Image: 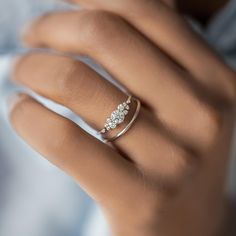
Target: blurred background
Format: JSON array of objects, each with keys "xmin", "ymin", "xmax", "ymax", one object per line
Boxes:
[{"xmin": 0, "ymin": 0, "xmax": 235, "ymax": 236}]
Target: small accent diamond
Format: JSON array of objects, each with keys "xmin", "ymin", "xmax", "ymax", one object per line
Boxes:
[{"xmin": 118, "ymin": 104, "xmax": 124, "ymax": 111}]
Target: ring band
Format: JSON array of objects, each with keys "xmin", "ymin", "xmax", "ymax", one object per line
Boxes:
[{"xmin": 99, "ymin": 96, "xmax": 141, "ymax": 142}]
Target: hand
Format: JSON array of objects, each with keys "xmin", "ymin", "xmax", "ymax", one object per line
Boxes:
[{"xmin": 10, "ymin": 1, "xmax": 236, "ymax": 236}]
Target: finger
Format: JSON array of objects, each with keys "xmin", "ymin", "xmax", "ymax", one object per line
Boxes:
[
  {"xmin": 9, "ymin": 93, "xmax": 142, "ymax": 205},
  {"xmin": 66, "ymin": 0, "xmax": 236, "ymax": 101},
  {"xmin": 23, "ymin": 10, "xmax": 188, "ymax": 108},
  {"xmin": 22, "ymin": 12, "xmax": 223, "ymax": 148},
  {"xmin": 13, "ymin": 53, "xmax": 197, "ymax": 186},
  {"xmin": 13, "ymin": 53, "xmax": 127, "ymax": 129}
]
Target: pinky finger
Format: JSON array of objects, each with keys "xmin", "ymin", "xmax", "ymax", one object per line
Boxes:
[{"xmin": 9, "ymin": 93, "xmax": 140, "ymax": 205}]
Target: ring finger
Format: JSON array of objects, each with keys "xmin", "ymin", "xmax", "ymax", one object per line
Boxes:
[{"xmin": 13, "ymin": 52, "xmax": 195, "ymax": 185}]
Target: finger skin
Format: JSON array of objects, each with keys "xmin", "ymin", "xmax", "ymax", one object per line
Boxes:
[
  {"xmin": 16, "ymin": 2, "xmax": 236, "ymax": 235},
  {"xmin": 66, "ymin": 0, "xmax": 236, "ymax": 101},
  {"xmin": 13, "ymin": 53, "xmax": 196, "ymax": 184},
  {"xmin": 22, "ymin": 12, "xmax": 223, "ymax": 149},
  {"xmin": 9, "ymin": 93, "xmax": 140, "ymax": 204},
  {"xmin": 9, "ymin": 93, "xmax": 201, "ymax": 235},
  {"xmin": 13, "ymin": 52, "xmax": 126, "ymax": 129}
]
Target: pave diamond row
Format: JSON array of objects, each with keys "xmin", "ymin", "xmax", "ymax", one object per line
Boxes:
[{"xmin": 100, "ymin": 96, "xmax": 132, "ymax": 134}]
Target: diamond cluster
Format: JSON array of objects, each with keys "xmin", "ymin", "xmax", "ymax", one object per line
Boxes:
[{"xmin": 100, "ymin": 99, "xmax": 131, "ymax": 134}]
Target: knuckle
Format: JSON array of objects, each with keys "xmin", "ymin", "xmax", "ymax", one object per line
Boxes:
[
  {"xmin": 203, "ymin": 107, "xmax": 222, "ymax": 136},
  {"xmin": 161, "ymin": 146, "xmax": 198, "ymax": 193},
  {"xmin": 208, "ymin": 67, "xmax": 236, "ymax": 107},
  {"xmin": 135, "ymin": 149, "xmax": 198, "ymax": 213},
  {"xmin": 78, "ymin": 10, "xmax": 122, "ymax": 50},
  {"xmin": 172, "ymin": 147, "xmax": 198, "ymax": 183},
  {"xmin": 217, "ymin": 69, "xmax": 236, "ymax": 107},
  {"xmin": 115, "ymin": 175, "xmax": 160, "ymax": 225},
  {"xmin": 134, "ymin": 190, "xmax": 160, "ymax": 224},
  {"xmin": 198, "ymin": 106, "xmax": 223, "ymax": 147},
  {"xmin": 227, "ymin": 71, "xmax": 236, "ymax": 104}
]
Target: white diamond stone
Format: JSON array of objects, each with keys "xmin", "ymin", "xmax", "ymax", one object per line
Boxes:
[
  {"xmin": 110, "ymin": 123, "xmax": 117, "ymax": 129},
  {"xmin": 100, "ymin": 96, "xmax": 133, "ymax": 135},
  {"xmin": 118, "ymin": 113, "xmax": 125, "ymax": 123},
  {"xmin": 114, "ymin": 119, "xmax": 119, "ymax": 124},
  {"xmin": 101, "ymin": 128, "xmax": 106, "ymax": 133},
  {"xmin": 111, "ymin": 111, "xmax": 119, "ymax": 119},
  {"xmin": 118, "ymin": 104, "xmax": 124, "ymax": 111},
  {"xmin": 120, "ymin": 111, "xmax": 125, "ymax": 117}
]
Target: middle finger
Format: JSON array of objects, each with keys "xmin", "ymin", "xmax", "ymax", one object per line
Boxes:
[{"xmin": 23, "ymin": 10, "xmax": 220, "ymax": 148}]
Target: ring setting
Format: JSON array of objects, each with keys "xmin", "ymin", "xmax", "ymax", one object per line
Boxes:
[
  {"xmin": 99, "ymin": 95, "xmax": 141, "ymax": 142},
  {"xmin": 100, "ymin": 96, "xmax": 131, "ymax": 134}
]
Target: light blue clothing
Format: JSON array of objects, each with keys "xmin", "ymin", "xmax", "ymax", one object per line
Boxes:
[{"xmin": 0, "ymin": 0, "xmax": 236, "ymax": 236}]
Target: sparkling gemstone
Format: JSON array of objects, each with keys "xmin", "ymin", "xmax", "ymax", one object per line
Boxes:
[
  {"xmin": 110, "ymin": 123, "xmax": 117, "ymax": 129},
  {"xmin": 101, "ymin": 129, "xmax": 106, "ymax": 134},
  {"xmin": 118, "ymin": 113, "xmax": 125, "ymax": 123},
  {"xmin": 111, "ymin": 111, "xmax": 119, "ymax": 119},
  {"xmin": 120, "ymin": 112, "xmax": 125, "ymax": 117},
  {"xmin": 108, "ymin": 121, "xmax": 113, "ymax": 126},
  {"xmin": 118, "ymin": 104, "xmax": 124, "ymax": 111},
  {"xmin": 124, "ymin": 110, "xmax": 128, "ymax": 115},
  {"xmin": 100, "ymin": 98, "xmax": 133, "ymax": 133},
  {"xmin": 114, "ymin": 119, "xmax": 119, "ymax": 124}
]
